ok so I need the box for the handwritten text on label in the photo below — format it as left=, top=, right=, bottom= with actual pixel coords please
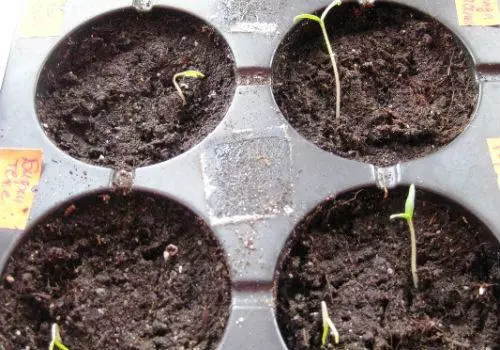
left=21, top=0, right=66, bottom=37
left=455, top=0, right=500, bottom=26
left=0, top=149, right=43, bottom=230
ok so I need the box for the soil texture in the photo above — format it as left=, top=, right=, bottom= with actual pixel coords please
left=0, top=192, right=231, bottom=349
left=37, top=9, right=235, bottom=169
left=273, top=3, right=477, bottom=166
left=277, top=188, right=500, bottom=349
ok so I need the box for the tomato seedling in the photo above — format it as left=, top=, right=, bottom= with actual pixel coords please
left=390, top=184, right=418, bottom=289
left=172, top=70, right=205, bottom=105
left=294, top=0, right=342, bottom=118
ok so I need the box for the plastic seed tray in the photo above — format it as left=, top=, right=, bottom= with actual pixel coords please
left=0, top=0, right=499, bottom=348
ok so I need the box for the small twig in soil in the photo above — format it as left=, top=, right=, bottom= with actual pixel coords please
left=446, top=50, right=455, bottom=76
left=447, top=86, right=456, bottom=113
left=172, top=70, right=205, bottom=105
left=428, top=213, right=437, bottom=226
left=49, top=323, right=70, bottom=350
left=321, top=300, right=340, bottom=347
left=443, top=336, right=471, bottom=348
left=324, top=273, right=336, bottom=305
left=338, top=189, right=364, bottom=206
left=294, top=0, right=342, bottom=119
left=390, top=184, right=419, bottom=289
left=322, top=190, right=364, bottom=227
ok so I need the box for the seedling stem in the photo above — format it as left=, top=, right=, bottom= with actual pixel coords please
left=49, top=323, right=70, bottom=350
left=390, top=184, right=418, bottom=289
left=321, top=300, right=340, bottom=347
left=172, top=70, right=205, bottom=105
left=294, top=0, right=342, bottom=119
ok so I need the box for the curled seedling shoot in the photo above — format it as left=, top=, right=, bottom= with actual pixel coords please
left=172, top=70, right=205, bottom=105
left=390, top=184, right=418, bottom=289
left=294, top=0, right=342, bottom=119
left=321, top=300, right=340, bottom=347
left=49, top=323, right=70, bottom=350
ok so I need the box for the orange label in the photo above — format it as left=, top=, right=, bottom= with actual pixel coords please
left=0, top=149, right=43, bottom=230
left=487, top=138, right=500, bottom=189
left=455, top=0, right=500, bottom=26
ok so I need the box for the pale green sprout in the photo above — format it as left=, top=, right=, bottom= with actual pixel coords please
left=294, top=0, right=342, bottom=119
left=172, top=70, right=205, bottom=105
left=48, top=323, right=70, bottom=350
left=321, top=300, right=340, bottom=347
left=390, top=184, right=418, bottom=289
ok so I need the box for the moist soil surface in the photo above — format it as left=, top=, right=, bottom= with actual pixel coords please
left=277, top=188, right=500, bottom=349
left=37, top=9, right=235, bottom=169
left=0, top=193, right=231, bottom=349
left=272, top=3, right=477, bottom=166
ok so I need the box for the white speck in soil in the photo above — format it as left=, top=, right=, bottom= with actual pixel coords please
left=5, top=275, right=14, bottom=284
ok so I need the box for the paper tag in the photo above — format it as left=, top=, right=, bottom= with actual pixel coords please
left=21, top=0, right=66, bottom=38
left=455, top=0, right=500, bottom=26
left=487, top=138, right=500, bottom=189
left=0, top=149, right=43, bottom=230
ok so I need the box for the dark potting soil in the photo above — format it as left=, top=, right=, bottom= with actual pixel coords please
left=0, top=193, right=231, bottom=349
left=37, top=9, right=235, bottom=169
left=272, top=3, right=477, bottom=166
left=277, top=188, right=500, bottom=349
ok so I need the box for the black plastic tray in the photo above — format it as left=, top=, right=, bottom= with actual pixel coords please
left=1, top=0, right=500, bottom=348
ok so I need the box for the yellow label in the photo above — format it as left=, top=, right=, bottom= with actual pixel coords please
left=455, top=0, right=500, bottom=26
left=21, top=0, right=66, bottom=37
left=0, top=149, right=43, bottom=230
left=487, top=138, right=500, bottom=189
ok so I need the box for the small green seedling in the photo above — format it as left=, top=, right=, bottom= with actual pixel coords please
left=294, top=0, right=342, bottom=119
left=49, top=323, right=70, bottom=350
left=390, top=184, right=418, bottom=289
left=321, top=300, right=340, bottom=347
left=172, top=70, right=205, bottom=105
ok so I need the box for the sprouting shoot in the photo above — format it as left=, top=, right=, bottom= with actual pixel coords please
left=390, top=184, right=418, bottom=289
left=293, top=0, right=342, bottom=119
left=172, top=70, right=205, bottom=105
left=321, top=300, right=340, bottom=347
left=49, top=323, right=70, bottom=350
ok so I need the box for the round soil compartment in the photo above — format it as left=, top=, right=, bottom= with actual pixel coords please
left=37, top=9, right=235, bottom=169
left=276, top=188, right=500, bottom=349
left=0, top=192, right=231, bottom=349
left=272, top=3, right=477, bottom=166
